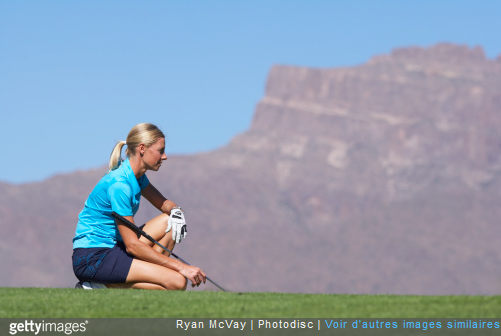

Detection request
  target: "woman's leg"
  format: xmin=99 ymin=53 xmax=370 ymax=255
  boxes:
xmin=114 ymin=214 xmax=186 ymax=290
xmin=138 ymin=213 xmax=176 ymax=256
xmin=105 ymin=213 xmax=186 ymax=290
xmin=108 ymin=259 xmax=187 ymax=290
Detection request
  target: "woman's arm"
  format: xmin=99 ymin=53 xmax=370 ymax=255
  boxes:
xmin=141 ymin=183 xmax=177 ymax=215
xmin=142 ymin=183 xmax=187 ymax=244
xmin=116 ymin=215 xmax=205 ymax=285
xmin=117 ymin=215 xmax=183 ymax=269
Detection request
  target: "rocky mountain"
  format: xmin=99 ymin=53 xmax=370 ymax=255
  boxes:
xmin=1 ymin=43 xmax=501 ymax=294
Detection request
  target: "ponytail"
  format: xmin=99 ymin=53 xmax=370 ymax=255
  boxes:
xmin=108 ymin=140 xmax=127 ymax=172
xmin=107 ymin=123 xmax=165 ymax=173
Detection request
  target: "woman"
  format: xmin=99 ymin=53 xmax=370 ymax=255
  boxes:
xmin=72 ymin=123 xmax=206 ymax=290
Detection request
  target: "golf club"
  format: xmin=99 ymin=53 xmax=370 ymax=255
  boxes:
xmin=111 ymin=211 xmax=228 ymax=292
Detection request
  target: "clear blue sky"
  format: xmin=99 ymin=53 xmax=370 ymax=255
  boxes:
xmin=1 ymin=1 xmax=500 ymax=184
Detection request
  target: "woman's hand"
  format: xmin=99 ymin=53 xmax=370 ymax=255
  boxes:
xmin=178 ymin=265 xmax=207 ymax=287
xmin=166 ymin=207 xmax=187 ymax=243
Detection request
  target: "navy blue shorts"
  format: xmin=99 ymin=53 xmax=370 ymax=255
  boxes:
xmin=72 ymin=242 xmax=134 ymax=284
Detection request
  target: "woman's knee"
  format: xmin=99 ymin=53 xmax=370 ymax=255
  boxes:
xmin=141 ymin=214 xmax=170 ymax=242
xmin=127 ymin=259 xmax=186 ymax=290
xmin=165 ymin=273 xmax=187 ymax=291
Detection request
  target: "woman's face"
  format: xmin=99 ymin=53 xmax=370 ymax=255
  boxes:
xmin=142 ymin=137 xmax=167 ymax=171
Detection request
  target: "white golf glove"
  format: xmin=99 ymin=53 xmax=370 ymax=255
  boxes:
xmin=166 ymin=207 xmax=187 ymax=244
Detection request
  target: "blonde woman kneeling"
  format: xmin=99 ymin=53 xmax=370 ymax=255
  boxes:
xmin=72 ymin=123 xmax=206 ymax=290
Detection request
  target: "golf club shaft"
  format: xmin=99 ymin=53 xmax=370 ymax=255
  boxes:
xmin=111 ymin=211 xmax=227 ymax=292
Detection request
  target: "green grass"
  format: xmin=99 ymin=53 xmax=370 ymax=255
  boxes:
xmin=0 ymin=288 xmax=500 ymax=318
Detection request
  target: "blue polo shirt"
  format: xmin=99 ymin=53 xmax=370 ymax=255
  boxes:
xmin=73 ymin=158 xmax=149 ymax=249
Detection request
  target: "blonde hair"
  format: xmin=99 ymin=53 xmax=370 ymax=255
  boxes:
xmin=108 ymin=123 xmax=165 ymax=172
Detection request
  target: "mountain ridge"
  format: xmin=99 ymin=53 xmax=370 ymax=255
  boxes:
xmin=2 ymin=43 xmax=500 ymax=294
